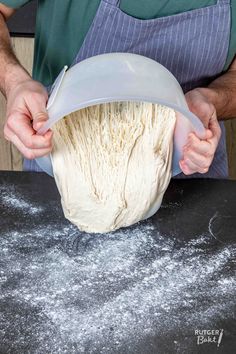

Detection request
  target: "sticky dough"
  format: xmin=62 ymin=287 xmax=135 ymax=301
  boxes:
xmin=51 ymin=102 xmax=176 ymax=233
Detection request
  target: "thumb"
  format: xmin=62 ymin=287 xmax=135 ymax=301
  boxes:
xmin=27 ymin=95 xmax=48 ymax=131
xmin=209 ymin=113 xmax=221 ymax=142
xmin=32 ymin=111 xmax=49 ymax=132
xmin=204 ymin=129 xmax=213 ymax=140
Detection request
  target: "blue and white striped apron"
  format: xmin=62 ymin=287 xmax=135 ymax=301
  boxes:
xmin=25 ymin=0 xmax=231 ymax=178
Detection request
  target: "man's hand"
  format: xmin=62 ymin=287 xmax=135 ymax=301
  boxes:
xmin=4 ymin=78 xmax=53 ymax=160
xmin=0 ymin=5 xmax=53 ymax=160
xmin=179 ymin=88 xmax=221 ymax=175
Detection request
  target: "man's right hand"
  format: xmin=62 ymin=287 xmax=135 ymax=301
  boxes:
xmin=4 ymin=78 xmax=53 ymax=160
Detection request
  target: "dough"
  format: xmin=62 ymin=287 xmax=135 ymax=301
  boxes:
xmin=51 ymin=102 xmax=176 ymax=233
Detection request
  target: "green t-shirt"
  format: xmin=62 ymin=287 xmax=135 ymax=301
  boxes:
xmin=2 ymin=0 xmax=236 ymax=86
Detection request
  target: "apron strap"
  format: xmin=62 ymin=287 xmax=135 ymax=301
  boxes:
xmin=104 ymin=0 xmax=120 ymax=6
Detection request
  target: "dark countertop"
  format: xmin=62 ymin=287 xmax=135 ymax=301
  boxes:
xmin=0 ymin=171 xmax=235 ymax=354
xmin=6 ymin=0 xmax=37 ymax=37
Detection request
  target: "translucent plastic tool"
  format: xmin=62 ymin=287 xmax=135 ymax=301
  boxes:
xmin=36 ymin=53 xmax=205 ymax=177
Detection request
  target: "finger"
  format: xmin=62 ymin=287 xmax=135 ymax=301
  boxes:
xmin=188 ymin=130 xmax=212 ymax=144
xmin=186 ymin=130 xmax=219 ymax=158
xmin=183 ymin=149 xmax=213 ymax=169
xmin=179 ymin=160 xmax=195 ymax=175
xmin=4 ymin=123 xmax=52 ymax=152
xmin=10 ymin=133 xmax=52 ymax=160
xmin=184 ymin=133 xmax=214 ymax=158
xmin=6 ymin=112 xmax=53 ymax=149
xmin=180 ymin=158 xmax=209 ymax=175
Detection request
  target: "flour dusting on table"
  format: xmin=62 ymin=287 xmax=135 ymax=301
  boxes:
xmin=0 ymin=214 xmax=235 ymax=353
xmin=0 ymin=184 xmax=43 ymax=215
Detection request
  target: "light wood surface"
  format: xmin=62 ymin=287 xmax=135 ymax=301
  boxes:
xmin=0 ymin=37 xmax=236 ymax=178
xmin=0 ymin=37 xmax=34 ymax=171
xmin=225 ymin=119 xmax=236 ymax=180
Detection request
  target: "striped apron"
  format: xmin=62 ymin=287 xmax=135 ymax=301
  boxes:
xmin=25 ymin=0 xmax=231 ymax=178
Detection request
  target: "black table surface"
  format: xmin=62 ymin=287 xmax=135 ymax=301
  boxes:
xmin=0 ymin=171 xmax=235 ymax=354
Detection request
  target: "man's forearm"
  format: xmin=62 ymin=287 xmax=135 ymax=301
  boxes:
xmin=197 ymin=57 xmax=236 ymax=120
xmin=0 ymin=12 xmax=30 ymax=98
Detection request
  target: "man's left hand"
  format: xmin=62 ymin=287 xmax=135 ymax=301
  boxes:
xmin=179 ymin=88 xmax=221 ymax=175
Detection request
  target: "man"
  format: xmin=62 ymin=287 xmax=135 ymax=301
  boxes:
xmin=0 ymin=0 xmax=236 ymax=177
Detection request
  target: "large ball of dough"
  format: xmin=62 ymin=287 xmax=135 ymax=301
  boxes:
xmin=51 ymin=102 xmax=176 ymax=233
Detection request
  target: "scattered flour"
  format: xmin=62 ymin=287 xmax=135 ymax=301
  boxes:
xmin=0 ymin=217 xmax=235 ymax=353
xmin=0 ymin=184 xmax=43 ymax=215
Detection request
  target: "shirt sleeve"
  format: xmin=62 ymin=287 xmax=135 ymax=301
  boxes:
xmin=0 ymin=0 xmax=32 ymax=9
